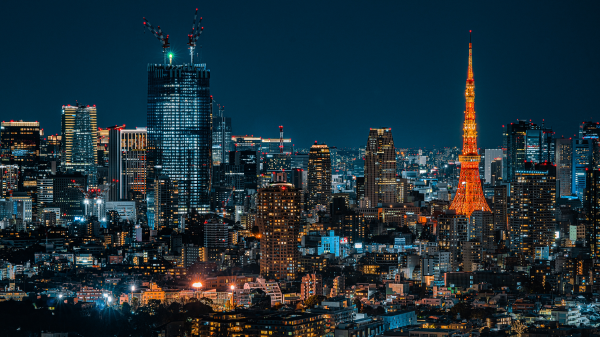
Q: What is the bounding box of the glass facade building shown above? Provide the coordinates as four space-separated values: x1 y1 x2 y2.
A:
147 63 212 214
61 104 98 187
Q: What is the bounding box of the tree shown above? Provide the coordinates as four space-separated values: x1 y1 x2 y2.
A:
511 320 527 337
131 297 140 312
304 295 326 308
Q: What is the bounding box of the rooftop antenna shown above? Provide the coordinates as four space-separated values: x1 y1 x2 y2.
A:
187 8 204 65
279 126 284 154
143 16 171 64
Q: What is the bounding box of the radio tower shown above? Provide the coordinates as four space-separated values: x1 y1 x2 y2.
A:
449 31 491 217
279 126 284 154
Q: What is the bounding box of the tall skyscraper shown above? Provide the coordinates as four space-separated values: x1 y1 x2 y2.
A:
61 104 98 185
108 127 147 201
257 174 301 280
307 142 331 209
437 211 469 270
555 138 572 198
449 34 491 217
147 63 212 213
212 105 232 165
585 169 600 257
572 139 593 201
364 128 396 207
508 164 556 259
470 210 495 251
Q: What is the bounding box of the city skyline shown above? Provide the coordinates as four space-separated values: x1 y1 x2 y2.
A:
2 1 599 149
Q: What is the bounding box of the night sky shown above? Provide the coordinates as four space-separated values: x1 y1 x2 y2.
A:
2 1 598 149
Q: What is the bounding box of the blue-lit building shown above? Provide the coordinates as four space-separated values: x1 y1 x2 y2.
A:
147 63 212 214
572 139 593 201
318 230 340 257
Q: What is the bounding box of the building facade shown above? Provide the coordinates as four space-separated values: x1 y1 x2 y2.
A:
307 143 332 209
364 128 396 207
147 63 212 214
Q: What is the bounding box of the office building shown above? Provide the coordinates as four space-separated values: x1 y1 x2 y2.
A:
470 210 495 251
586 170 600 257
437 211 469 269
51 174 86 222
572 139 593 201
61 104 98 185
555 138 572 198
364 128 396 207
463 241 482 272
491 184 508 233
504 120 554 182
231 136 262 152
108 127 147 201
256 174 301 280
154 175 179 229
147 63 212 214
212 105 232 165
509 164 556 259
484 149 503 184
229 150 259 190
307 143 331 209
0 121 40 166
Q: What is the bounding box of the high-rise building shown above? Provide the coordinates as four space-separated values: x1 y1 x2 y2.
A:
108 127 147 201
490 158 502 185
491 184 508 233
509 164 556 259
462 241 482 272
51 173 86 222
449 35 491 217
364 128 396 207
585 169 600 257
257 175 301 280
572 139 593 201
0 121 41 167
470 210 495 251
307 143 331 209
229 150 259 190
147 63 212 214
555 138 572 198
504 120 554 182
212 105 232 165
437 211 469 270
483 149 503 184
61 104 98 185
154 175 179 229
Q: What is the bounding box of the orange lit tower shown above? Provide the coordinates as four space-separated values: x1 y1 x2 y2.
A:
449 31 491 217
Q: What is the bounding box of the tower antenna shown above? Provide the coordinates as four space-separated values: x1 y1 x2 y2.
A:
143 16 170 64
187 8 204 65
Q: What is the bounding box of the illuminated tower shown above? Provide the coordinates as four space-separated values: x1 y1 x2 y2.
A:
449 32 491 217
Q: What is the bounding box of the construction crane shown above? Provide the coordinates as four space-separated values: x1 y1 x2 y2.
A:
187 8 204 64
143 16 171 64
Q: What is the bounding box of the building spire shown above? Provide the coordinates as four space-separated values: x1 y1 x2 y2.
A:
468 30 473 81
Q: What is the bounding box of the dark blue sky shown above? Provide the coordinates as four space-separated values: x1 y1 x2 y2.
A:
1 1 598 149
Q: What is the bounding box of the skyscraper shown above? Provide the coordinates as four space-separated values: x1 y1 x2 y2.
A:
585 169 600 257
364 128 396 207
154 175 179 229
555 138 572 198
449 34 491 217
147 63 212 214
508 164 556 259
108 127 147 201
257 174 301 280
212 105 232 165
307 142 331 209
61 104 97 185
572 139 593 201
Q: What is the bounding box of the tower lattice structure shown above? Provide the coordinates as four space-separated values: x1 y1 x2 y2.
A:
449 33 491 217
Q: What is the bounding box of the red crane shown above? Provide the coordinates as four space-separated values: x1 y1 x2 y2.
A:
143 16 170 64
187 8 204 64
